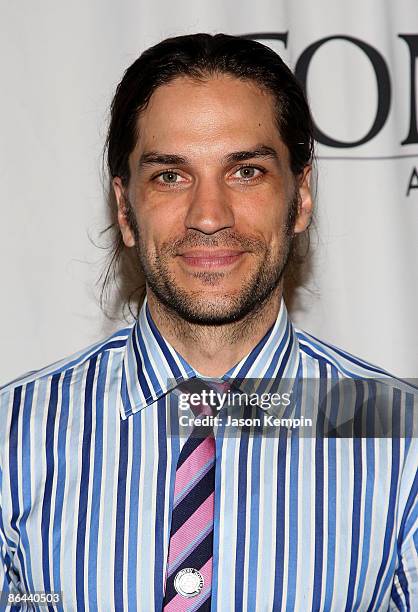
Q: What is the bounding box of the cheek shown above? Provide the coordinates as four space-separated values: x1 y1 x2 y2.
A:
134 207 183 252
237 192 290 238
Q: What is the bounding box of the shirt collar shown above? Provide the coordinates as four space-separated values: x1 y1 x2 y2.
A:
119 295 300 420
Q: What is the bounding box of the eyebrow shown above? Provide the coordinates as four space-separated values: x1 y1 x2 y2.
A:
224 145 279 164
138 152 188 168
137 145 279 170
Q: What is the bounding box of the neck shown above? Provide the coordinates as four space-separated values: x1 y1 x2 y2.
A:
146 287 283 377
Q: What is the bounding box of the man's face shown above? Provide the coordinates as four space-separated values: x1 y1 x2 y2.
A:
113 75 312 324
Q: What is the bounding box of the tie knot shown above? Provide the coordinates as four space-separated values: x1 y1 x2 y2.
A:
176 378 232 419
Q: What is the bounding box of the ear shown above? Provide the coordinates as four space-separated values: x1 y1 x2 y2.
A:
293 165 313 234
112 177 136 247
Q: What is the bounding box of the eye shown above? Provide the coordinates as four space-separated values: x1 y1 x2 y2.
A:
154 171 187 185
231 165 265 182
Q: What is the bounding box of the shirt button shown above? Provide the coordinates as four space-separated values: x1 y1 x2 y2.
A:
173 568 204 598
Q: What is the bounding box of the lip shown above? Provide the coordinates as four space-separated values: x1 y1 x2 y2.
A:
177 249 246 268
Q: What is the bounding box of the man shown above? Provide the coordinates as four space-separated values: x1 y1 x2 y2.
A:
0 33 416 611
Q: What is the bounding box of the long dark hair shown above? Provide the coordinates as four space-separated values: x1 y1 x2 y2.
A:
99 33 315 320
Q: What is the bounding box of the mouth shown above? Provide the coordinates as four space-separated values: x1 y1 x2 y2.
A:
177 249 246 269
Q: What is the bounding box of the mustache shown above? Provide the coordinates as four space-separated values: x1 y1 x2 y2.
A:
161 230 267 255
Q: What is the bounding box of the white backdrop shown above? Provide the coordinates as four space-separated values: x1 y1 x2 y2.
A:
1 0 417 383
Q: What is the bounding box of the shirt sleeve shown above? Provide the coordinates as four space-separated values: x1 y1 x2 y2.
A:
0 389 21 610
389 441 418 611
390 529 418 610
0 465 16 609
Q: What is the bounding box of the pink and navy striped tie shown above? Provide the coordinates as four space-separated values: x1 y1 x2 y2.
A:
162 382 225 611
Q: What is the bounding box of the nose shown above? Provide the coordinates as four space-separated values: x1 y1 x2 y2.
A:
184 176 235 235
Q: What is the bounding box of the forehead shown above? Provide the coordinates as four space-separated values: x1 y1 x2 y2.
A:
134 74 288 161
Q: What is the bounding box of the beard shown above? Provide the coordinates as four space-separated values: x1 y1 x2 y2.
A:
126 193 298 325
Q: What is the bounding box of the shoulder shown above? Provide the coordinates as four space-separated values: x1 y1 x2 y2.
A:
0 326 134 473
294 327 418 439
0 325 133 401
295 327 416 388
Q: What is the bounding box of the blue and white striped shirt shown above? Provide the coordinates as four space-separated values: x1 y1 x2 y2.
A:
0 298 417 611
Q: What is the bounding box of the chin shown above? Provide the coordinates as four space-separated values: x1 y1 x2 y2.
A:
162 293 266 326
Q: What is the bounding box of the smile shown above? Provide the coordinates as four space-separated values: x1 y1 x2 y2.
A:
177 250 246 269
